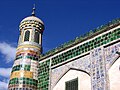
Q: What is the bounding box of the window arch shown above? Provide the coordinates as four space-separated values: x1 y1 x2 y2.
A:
34 31 39 44
24 30 30 41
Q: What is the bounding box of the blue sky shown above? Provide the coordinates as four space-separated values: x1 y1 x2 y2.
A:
0 0 120 89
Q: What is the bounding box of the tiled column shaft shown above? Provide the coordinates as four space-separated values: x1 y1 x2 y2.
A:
90 47 108 90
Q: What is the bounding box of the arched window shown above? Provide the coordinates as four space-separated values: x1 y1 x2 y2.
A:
34 31 39 44
24 30 30 41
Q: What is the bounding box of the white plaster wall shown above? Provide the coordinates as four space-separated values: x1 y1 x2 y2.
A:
53 70 91 90
109 57 120 90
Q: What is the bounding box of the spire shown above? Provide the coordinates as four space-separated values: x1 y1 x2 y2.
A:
32 4 36 16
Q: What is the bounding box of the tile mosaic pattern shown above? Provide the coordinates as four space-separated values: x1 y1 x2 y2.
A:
105 43 120 71
8 15 44 90
51 55 90 89
8 48 39 90
51 28 120 66
90 47 107 90
41 19 120 59
38 60 50 90
38 27 119 90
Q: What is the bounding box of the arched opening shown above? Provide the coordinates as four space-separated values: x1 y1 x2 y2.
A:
53 69 91 90
109 57 120 90
34 30 39 44
24 30 30 41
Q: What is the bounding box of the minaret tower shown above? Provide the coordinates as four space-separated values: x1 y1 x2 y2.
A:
8 5 44 90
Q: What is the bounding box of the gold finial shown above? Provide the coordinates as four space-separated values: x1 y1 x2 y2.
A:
32 4 35 16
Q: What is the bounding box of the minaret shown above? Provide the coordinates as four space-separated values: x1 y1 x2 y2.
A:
8 5 44 90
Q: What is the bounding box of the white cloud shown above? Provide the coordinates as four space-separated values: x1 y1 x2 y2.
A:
0 79 9 90
0 42 16 89
0 68 12 78
0 68 11 90
0 42 16 63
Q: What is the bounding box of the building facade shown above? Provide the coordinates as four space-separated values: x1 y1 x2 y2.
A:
9 8 120 90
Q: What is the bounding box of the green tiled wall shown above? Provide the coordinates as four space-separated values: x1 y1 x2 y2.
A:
38 60 50 90
38 27 120 90
51 28 120 66
15 54 39 61
12 65 31 72
9 77 37 86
